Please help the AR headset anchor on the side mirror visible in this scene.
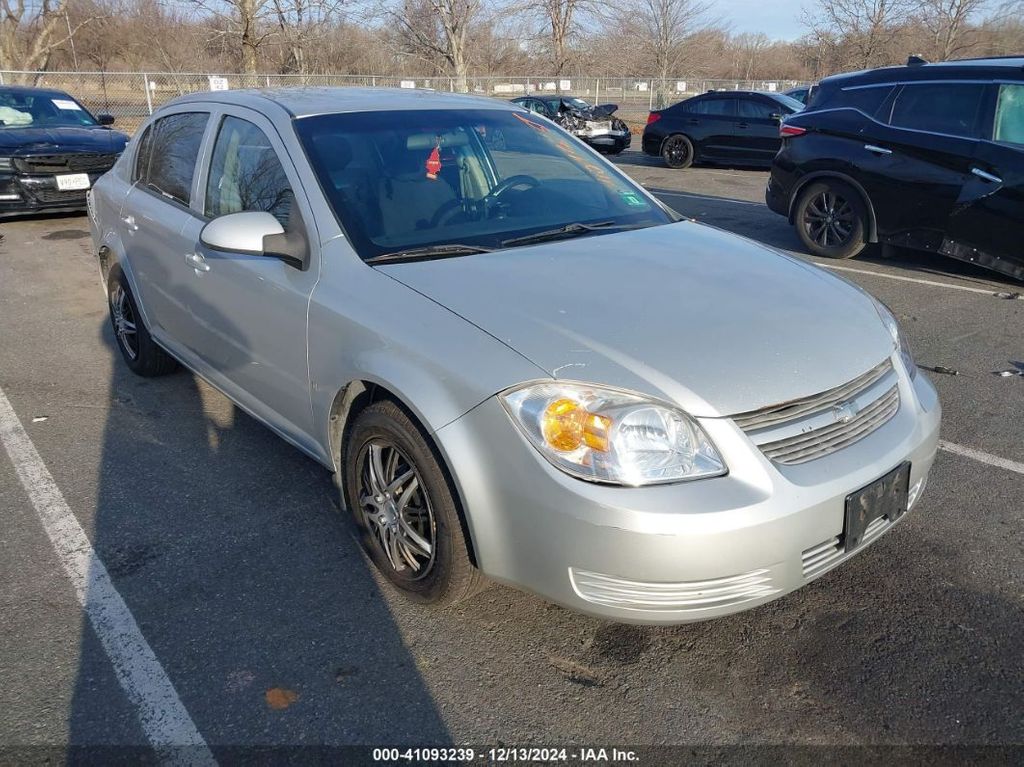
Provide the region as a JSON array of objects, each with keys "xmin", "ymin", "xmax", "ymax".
[
  {"xmin": 97, "ymin": 114, "xmax": 116, "ymax": 126},
  {"xmin": 200, "ymin": 210, "xmax": 309, "ymax": 270}
]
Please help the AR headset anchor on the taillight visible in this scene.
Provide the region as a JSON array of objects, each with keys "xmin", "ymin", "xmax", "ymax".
[
  {"xmin": 779, "ymin": 124, "xmax": 807, "ymax": 138},
  {"xmin": 646, "ymin": 112, "xmax": 661, "ymax": 125}
]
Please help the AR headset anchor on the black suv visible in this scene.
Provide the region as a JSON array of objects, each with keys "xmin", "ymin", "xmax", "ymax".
[
  {"xmin": 642, "ymin": 90, "xmax": 804, "ymax": 169},
  {"xmin": 767, "ymin": 57, "xmax": 1024, "ymax": 281}
]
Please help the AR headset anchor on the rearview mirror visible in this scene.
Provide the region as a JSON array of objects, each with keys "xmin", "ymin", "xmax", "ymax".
[
  {"xmin": 97, "ymin": 114, "xmax": 116, "ymax": 126},
  {"xmin": 200, "ymin": 210, "xmax": 310, "ymax": 271}
]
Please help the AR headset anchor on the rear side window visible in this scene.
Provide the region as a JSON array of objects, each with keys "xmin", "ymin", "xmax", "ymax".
[
  {"xmin": 205, "ymin": 115, "xmax": 294, "ymax": 226},
  {"xmin": 693, "ymin": 99, "xmax": 735, "ymax": 116},
  {"xmin": 144, "ymin": 112, "xmax": 209, "ymax": 205},
  {"xmin": 993, "ymin": 84, "xmax": 1024, "ymax": 147},
  {"xmin": 132, "ymin": 125, "xmax": 154, "ymax": 182},
  {"xmin": 834, "ymin": 86, "xmax": 894, "ymax": 118},
  {"xmin": 887, "ymin": 83, "xmax": 985, "ymax": 138}
]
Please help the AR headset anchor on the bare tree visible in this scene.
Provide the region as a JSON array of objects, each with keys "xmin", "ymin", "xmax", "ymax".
[
  {"xmin": 523, "ymin": 0, "xmax": 597, "ymax": 76},
  {"xmin": 918, "ymin": 0, "xmax": 990, "ymax": 59},
  {"xmin": 270, "ymin": 0, "xmax": 347, "ymax": 74},
  {"xmin": 186, "ymin": 0, "xmax": 278, "ymax": 74},
  {"xmin": 0, "ymin": 0, "xmax": 104, "ymax": 73},
  {"xmin": 389, "ymin": 0, "xmax": 483, "ymax": 91},
  {"xmin": 614, "ymin": 0, "xmax": 714, "ymax": 105},
  {"xmin": 803, "ymin": 0, "xmax": 914, "ymax": 70}
]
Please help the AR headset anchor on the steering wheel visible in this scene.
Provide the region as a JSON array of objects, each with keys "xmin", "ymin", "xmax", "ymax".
[{"xmin": 430, "ymin": 175, "xmax": 542, "ymax": 228}]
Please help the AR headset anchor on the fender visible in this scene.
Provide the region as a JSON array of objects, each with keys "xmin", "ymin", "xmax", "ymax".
[{"xmin": 788, "ymin": 170, "xmax": 879, "ymax": 243}]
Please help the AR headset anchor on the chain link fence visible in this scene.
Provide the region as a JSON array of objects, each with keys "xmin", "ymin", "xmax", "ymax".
[{"xmin": 0, "ymin": 71, "xmax": 806, "ymax": 134}]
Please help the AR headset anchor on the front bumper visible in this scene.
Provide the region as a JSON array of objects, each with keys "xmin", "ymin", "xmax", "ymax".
[
  {"xmin": 576, "ymin": 129, "xmax": 631, "ymax": 152},
  {"xmin": 436, "ymin": 359, "xmax": 941, "ymax": 624},
  {"xmin": 0, "ymin": 171, "xmax": 104, "ymax": 216}
]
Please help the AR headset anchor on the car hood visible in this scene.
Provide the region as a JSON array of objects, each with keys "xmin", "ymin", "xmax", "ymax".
[
  {"xmin": 378, "ymin": 222, "xmax": 894, "ymax": 417},
  {"xmin": 0, "ymin": 126, "xmax": 128, "ymax": 154}
]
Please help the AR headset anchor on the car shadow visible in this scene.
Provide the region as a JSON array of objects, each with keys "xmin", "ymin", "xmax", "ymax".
[{"xmin": 67, "ymin": 276, "xmax": 451, "ymax": 754}]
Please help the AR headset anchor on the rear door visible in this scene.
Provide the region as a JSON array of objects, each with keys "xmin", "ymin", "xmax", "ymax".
[
  {"xmin": 944, "ymin": 82, "xmax": 1024, "ymax": 280},
  {"xmin": 856, "ymin": 81, "xmax": 985, "ymax": 250},
  {"xmin": 122, "ymin": 110, "xmax": 210, "ymax": 347},
  {"xmin": 687, "ymin": 97, "xmax": 739, "ymax": 160}
]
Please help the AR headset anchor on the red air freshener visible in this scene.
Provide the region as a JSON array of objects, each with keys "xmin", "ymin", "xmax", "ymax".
[{"xmin": 425, "ymin": 144, "xmax": 441, "ymax": 180}]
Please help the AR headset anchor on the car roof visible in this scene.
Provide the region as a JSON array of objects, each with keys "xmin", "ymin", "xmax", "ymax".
[
  {"xmin": 821, "ymin": 56, "xmax": 1024, "ymax": 89},
  {"xmin": 0, "ymin": 85, "xmax": 73, "ymax": 98},
  {"xmin": 168, "ymin": 87, "xmax": 517, "ymax": 118}
]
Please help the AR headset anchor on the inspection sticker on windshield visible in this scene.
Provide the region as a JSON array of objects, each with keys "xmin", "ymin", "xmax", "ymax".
[
  {"xmin": 55, "ymin": 173, "xmax": 90, "ymax": 191},
  {"xmin": 619, "ymin": 190, "xmax": 648, "ymax": 207},
  {"xmin": 52, "ymin": 99, "xmax": 83, "ymax": 111}
]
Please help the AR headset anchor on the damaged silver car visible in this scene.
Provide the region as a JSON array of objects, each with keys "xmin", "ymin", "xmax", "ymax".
[{"xmin": 511, "ymin": 95, "xmax": 632, "ymax": 154}]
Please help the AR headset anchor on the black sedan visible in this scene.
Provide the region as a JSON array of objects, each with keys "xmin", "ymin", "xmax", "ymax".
[
  {"xmin": 642, "ymin": 91, "xmax": 804, "ymax": 169},
  {"xmin": 0, "ymin": 85, "xmax": 127, "ymax": 216}
]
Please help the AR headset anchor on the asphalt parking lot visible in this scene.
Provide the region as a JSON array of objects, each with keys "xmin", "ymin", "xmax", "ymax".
[{"xmin": 1, "ymin": 149, "xmax": 1021, "ymax": 757}]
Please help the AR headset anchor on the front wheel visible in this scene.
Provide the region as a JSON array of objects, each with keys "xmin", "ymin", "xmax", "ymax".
[
  {"xmin": 794, "ymin": 180, "xmax": 868, "ymax": 259},
  {"xmin": 343, "ymin": 401, "xmax": 483, "ymax": 605},
  {"xmin": 662, "ymin": 134, "xmax": 694, "ymax": 169}
]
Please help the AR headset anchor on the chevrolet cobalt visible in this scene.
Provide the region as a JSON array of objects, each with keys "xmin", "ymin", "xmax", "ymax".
[{"xmin": 89, "ymin": 88, "xmax": 940, "ymax": 624}]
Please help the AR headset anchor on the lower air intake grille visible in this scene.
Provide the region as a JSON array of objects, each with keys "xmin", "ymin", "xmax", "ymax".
[{"xmin": 569, "ymin": 567, "xmax": 779, "ymax": 612}]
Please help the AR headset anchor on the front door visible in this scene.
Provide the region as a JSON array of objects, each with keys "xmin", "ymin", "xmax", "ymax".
[
  {"xmin": 184, "ymin": 109, "xmax": 320, "ymax": 441},
  {"xmin": 945, "ymin": 82, "xmax": 1024, "ymax": 281}
]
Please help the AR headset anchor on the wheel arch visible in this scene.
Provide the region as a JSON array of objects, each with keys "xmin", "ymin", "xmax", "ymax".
[
  {"xmin": 660, "ymin": 131, "xmax": 696, "ymax": 157},
  {"xmin": 327, "ymin": 378, "xmax": 481, "ymax": 569},
  {"xmin": 788, "ymin": 172, "xmax": 879, "ymax": 243}
]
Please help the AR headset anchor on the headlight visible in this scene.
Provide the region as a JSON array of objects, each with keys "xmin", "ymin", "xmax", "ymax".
[
  {"xmin": 500, "ymin": 382, "xmax": 726, "ymax": 486},
  {"xmin": 871, "ymin": 298, "xmax": 916, "ymax": 379}
]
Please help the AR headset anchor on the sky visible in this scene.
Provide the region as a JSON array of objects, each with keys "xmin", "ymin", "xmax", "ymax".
[{"xmin": 714, "ymin": 0, "xmax": 807, "ymax": 41}]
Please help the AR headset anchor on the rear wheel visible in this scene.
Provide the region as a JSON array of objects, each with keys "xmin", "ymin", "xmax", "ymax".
[
  {"xmin": 794, "ymin": 180, "xmax": 868, "ymax": 259},
  {"xmin": 108, "ymin": 272, "xmax": 178, "ymax": 376},
  {"xmin": 343, "ymin": 400, "xmax": 482, "ymax": 606},
  {"xmin": 662, "ymin": 134, "xmax": 694, "ymax": 169}
]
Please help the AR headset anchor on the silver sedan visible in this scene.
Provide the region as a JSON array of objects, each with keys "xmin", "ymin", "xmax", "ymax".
[{"xmin": 89, "ymin": 88, "xmax": 940, "ymax": 624}]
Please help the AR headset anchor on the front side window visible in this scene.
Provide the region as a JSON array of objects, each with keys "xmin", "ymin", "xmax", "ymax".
[
  {"xmin": 887, "ymin": 83, "xmax": 985, "ymax": 139},
  {"xmin": 205, "ymin": 116, "xmax": 294, "ymax": 226},
  {"xmin": 993, "ymin": 84, "xmax": 1024, "ymax": 148},
  {"xmin": 296, "ymin": 108, "xmax": 673, "ymax": 260},
  {"xmin": 145, "ymin": 112, "xmax": 209, "ymax": 205}
]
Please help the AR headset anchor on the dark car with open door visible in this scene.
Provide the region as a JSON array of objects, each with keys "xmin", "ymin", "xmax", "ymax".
[
  {"xmin": 642, "ymin": 90, "xmax": 804, "ymax": 169},
  {"xmin": 767, "ymin": 56, "xmax": 1024, "ymax": 282},
  {"xmin": 0, "ymin": 85, "xmax": 127, "ymax": 216}
]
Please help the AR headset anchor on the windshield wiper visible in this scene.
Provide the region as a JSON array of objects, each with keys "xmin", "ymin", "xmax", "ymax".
[
  {"xmin": 501, "ymin": 221, "xmax": 646, "ymax": 248},
  {"xmin": 366, "ymin": 243, "xmax": 496, "ymax": 265}
]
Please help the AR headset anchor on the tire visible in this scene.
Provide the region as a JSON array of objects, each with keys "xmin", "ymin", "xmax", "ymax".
[
  {"xmin": 108, "ymin": 271, "xmax": 178, "ymax": 376},
  {"xmin": 343, "ymin": 400, "xmax": 483, "ymax": 606},
  {"xmin": 661, "ymin": 134, "xmax": 694, "ymax": 169},
  {"xmin": 794, "ymin": 180, "xmax": 868, "ymax": 259}
]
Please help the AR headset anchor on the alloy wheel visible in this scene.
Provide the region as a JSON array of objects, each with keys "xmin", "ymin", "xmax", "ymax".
[
  {"xmin": 110, "ymin": 284, "xmax": 139, "ymax": 361},
  {"xmin": 803, "ymin": 191, "xmax": 855, "ymax": 248},
  {"xmin": 664, "ymin": 136, "xmax": 690, "ymax": 167},
  {"xmin": 357, "ymin": 441, "xmax": 436, "ymax": 579}
]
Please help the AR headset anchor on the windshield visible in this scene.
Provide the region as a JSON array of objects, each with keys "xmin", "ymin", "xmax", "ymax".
[
  {"xmin": 772, "ymin": 93, "xmax": 806, "ymax": 113},
  {"xmin": 563, "ymin": 98, "xmax": 591, "ymax": 111},
  {"xmin": 0, "ymin": 90, "xmax": 98, "ymax": 129},
  {"xmin": 295, "ymin": 108, "xmax": 672, "ymax": 260}
]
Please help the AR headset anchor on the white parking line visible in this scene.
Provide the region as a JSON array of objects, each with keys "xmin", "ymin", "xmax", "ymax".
[
  {"xmin": 816, "ymin": 264, "xmax": 999, "ymax": 296},
  {"xmin": 0, "ymin": 387, "xmax": 215, "ymax": 764},
  {"xmin": 939, "ymin": 440, "xmax": 1024, "ymax": 476}
]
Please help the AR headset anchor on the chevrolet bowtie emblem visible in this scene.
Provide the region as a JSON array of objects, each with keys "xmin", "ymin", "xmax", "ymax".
[{"xmin": 833, "ymin": 401, "xmax": 860, "ymax": 424}]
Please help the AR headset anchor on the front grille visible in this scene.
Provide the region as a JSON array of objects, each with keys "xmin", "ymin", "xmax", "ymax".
[
  {"xmin": 13, "ymin": 153, "xmax": 117, "ymax": 174},
  {"xmin": 734, "ymin": 359, "xmax": 900, "ymax": 466},
  {"xmin": 569, "ymin": 567, "xmax": 779, "ymax": 612},
  {"xmin": 31, "ymin": 187, "xmax": 88, "ymax": 204}
]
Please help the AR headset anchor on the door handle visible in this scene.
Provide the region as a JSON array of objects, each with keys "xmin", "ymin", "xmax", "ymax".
[
  {"xmin": 971, "ymin": 167, "xmax": 1003, "ymax": 184},
  {"xmin": 864, "ymin": 144, "xmax": 892, "ymax": 155},
  {"xmin": 737, "ymin": 122, "xmax": 749, "ymax": 129},
  {"xmin": 686, "ymin": 118, "xmax": 699, "ymax": 125},
  {"xmin": 121, "ymin": 214, "xmax": 138, "ymax": 232},
  {"xmin": 185, "ymin": 252, "xmax": 210, "ymax": 273}
]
